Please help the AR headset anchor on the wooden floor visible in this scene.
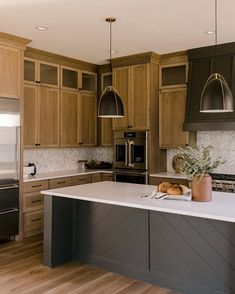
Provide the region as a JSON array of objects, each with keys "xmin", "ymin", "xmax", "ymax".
[{"xmin": 0, "ymin": 234, "xmax": 180, "ymax": 294}]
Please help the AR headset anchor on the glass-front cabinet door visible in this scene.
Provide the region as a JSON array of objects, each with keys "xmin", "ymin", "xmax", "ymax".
[
  {"xmin": 61, "ymin": 66, "xmax": 79, "ymax": 90},
  {"xmin": 24, "ymin": 58, "xmax": 59, "ymax": 88},
  {"xmin": 39, "ymin": 61, "xmax": 59, "ymax": 88},
  {"xmin": 80, "ymin": 71, "xmax": 97, "ymax": 93},
  {"xmin": 24, "ymin": 58, "xmax": 36, "ymax": 84}
]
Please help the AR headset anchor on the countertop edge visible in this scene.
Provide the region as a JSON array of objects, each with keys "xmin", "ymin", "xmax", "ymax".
[
  {"xmin": 41, "ymin": 182, "xmax": 235, "ymax": 223},
  {"xmin": 23, "ymin": 169, "xmax": 113, "ymax": 182}
]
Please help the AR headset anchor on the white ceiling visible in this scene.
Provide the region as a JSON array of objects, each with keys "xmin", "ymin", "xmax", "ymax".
[{"xmin": 0, "ymin": 0, "xmax": 234, "ymax": 65}]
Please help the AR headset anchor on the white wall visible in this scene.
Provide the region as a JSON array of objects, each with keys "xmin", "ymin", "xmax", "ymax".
[
  {"xmin": 24, "ymin": 147, "xmax": 113, "ymax": 173},
  {"xmin": 167, "ymin": 131, "xmax": 235, "ymax": 174}
]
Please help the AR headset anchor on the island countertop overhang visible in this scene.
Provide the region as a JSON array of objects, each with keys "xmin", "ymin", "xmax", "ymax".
[{"xmin": 41, "ymin": 181, "xmax": 235, "ymax": 223}]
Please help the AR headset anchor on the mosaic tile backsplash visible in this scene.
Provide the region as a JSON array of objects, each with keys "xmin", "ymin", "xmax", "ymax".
[
  {"xmin": 24, "ymin": 147, "xmax": 113, "ymax": 173},
  {"xmin": 167, "ymin": 131, "xmax": 235, "ymax": 174}
]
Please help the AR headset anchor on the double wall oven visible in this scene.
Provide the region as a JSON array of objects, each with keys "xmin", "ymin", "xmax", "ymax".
[{"xmin": 113, "ymin": 131, "xmax": 148, "ymax": 184}]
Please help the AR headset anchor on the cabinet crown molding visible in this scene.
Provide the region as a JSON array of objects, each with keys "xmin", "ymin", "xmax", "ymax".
[{"xmin": 0, "ymin": 32, "xmax": 31, "ymax": 49}]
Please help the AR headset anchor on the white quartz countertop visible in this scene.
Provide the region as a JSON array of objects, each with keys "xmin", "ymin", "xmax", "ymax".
[
  {"xmin": 24, "ymin": 169, "xmax": 112, "ymax": 182},
  {"xmin": 149, "ymin": 172, "xmax": 188, "ymax": 180},
  {"xmin": 41, "ymin": 181, "xmax": 235, "ymax": 223}
]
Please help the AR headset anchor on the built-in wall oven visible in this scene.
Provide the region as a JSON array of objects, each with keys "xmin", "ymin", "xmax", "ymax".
[{"xmin": 113, "ymin": 131, "xmax": 148, "ymax": 184}]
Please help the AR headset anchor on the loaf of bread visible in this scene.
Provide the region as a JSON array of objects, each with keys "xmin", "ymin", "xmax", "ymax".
[
  {"xmin": 166, "ymin": 184, "xmax": 183, "ymax": 195},
  {"xmin": 179, "ymin": 184, "xmax": 190, "ymax": 195},
  {"xmin": 158, "ymin": 182, "xmax": 172, "ymax": 193},
  {"xmin": 158, "ymin": 182, "xmax": 189, "ymax": 195}
]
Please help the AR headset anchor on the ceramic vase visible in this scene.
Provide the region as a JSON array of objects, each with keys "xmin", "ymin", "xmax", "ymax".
[{"xmin": 191, "ymin": 174, "xmax": 212, "ymax": 202}]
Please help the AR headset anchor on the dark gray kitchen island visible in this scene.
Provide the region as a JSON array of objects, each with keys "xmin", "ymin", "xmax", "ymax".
[{"xmin": 42, "ymin": 181, "xmax": 235, "ymax": 294}]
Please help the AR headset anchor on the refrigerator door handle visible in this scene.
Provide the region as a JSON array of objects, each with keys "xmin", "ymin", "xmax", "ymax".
[
  {"xmin": 128, "ymin": 140, "xmax": 134, "ymax": 167},
  {"xmin": 125, "ymin": 141, "xmax": 128, "ymax": 166}
]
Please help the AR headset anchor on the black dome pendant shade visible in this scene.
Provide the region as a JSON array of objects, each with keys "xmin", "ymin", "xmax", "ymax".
[
  {"xmin": 200, "ymin": 0, "xmax": 234, "ymax": 113},
  {"xmin": 98, "ymin": 86, "xmax": 124, "ymax": 117},
  {"xmin": 200, "ymin": 73, "xmax": 234, "ymax": 113},
  {"xmin": 98, "ymin": 17, "xmax": 124, "ymax": 118}
]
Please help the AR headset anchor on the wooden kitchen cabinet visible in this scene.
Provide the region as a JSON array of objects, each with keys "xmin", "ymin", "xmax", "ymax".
[
  {"xmin": 91, "ymin": 173, "xmax": 102, "ymax": 183},
  {"xmin": 159, "ymin": 62, "xmax": 188, "ymax": 89},
  {"xmin": 71, "ymin": 174, "xmax": 92, "ymax": 185},
  {"xmin": 49, "ymin": 177, "xmax": 72, "ymax": 189},
  {"xmin": 24, "ymin": 84, "xmax": 60, "ymax": 148},
  {"xmin": 60, "ymin": 90, "xmax": 78, "ymax": 147},
  {"xmin": 77, "ymin": 93, "xmax": 97, "ymax": 146},
  {"xmin": 0, "ymin": 45, "xmax": 21, "ymax": 99},
  {"xmin": 23, "ymin": 179, "xmax": 49, "ymax": 237},
  {"xmin": 113, "ymin": 64, "xmax": 150, "ymax": 130},
  {"xmin": 102, "ymin": 172, "xmax": 113, "ymax": 181},
  {"xmin": 24, "ymin": 58, "xmax": 60, "ymax": 88},
  {"xmin": 159, "ymin": 87, "xmax": 189, "ymax": 148},
  {"xmin": 0, "ymin": 33, "xmax": 29, "ymax": 99}
]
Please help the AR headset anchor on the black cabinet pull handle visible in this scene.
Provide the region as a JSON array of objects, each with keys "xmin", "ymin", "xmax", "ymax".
[
  {"xmin": 57, "ymin": 181, "xmax": 66, "ymax": 184},
  {"xmin": 78, "ymin": 142, "xmax": 83, "ymax": 145},
  {"xmin": 32, "ymin": 184, "xmax": 42, "ymax": 188}
]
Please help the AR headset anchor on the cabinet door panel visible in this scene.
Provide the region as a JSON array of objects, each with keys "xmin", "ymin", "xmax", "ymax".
[
  {"xmin": 38, "ymin": 87, "xmax": 59, "ymax": 147},
  {"xmin": 24, "ymin": 84, "xmax": 37, "ymax": 147},
  {"xmin": 113, "ymin": 67, "xmax": 130, "ymax": 129},
  {"xmin": 0, "ymin": 45, "xmax": 21, "ymax": 99},
  {"xmin": 159, "ymin": 88, "xmax": 188, "ymax": 148},
  {"xmin": 131, "ymin": 64, "xmax": 150, "ymax": 129},
  {"xmin": 60, "ymin": 91, "xmax": 78, "ymax": 147},
  {"xmin": 78, "ymin": 93, "xmax": 97, "ymax": 146}
]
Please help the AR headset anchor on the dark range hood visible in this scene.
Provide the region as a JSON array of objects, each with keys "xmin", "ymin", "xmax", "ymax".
[{"xmin": 184, "ymin": 42, "xmax": 235, "ymax": 131}]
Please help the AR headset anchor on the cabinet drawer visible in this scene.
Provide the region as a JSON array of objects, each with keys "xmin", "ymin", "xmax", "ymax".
[
  {"xmin": 24, "ymin": 180, "xmax": 49, "ymax": 193},
  {"xmin": 102, "ymin": 173, "xmax": 113, "ymax": 181},
  {"xmin": 91, "ymin": 173, "xmax": 102, "ymax": 183},
  {"xmin": 24, "ymin": 192, "xmax": 44, "ymax": 212},
  {"xmin": 24, "ymin": 210, "xmax": 43, "ymax": 236},
  {"xmin": 71, "ymin": 175, "xmax": 91, "ymax": 185},
  {"xmin": 50, "ymin": 177, "xmax": 72, "ymax": 189}
]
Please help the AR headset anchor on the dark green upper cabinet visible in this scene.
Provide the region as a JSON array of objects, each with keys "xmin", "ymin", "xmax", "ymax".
[{"xmin": 184, "ymin": 42, "xmax": 235, "ymax": 131}]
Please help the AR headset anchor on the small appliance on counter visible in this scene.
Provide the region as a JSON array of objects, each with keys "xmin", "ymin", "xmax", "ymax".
[{"xmin": 85, "ymin": 160, "xmax": 113, "ymax": 169}]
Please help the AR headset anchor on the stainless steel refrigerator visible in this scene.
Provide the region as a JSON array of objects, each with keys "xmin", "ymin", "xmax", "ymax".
[{"xmin": 0, "ymin": 97, "xmax": 20, "ymax": 240}]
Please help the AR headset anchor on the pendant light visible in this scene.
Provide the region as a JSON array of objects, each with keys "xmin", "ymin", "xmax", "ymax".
[
  {"xmin": 200, "ymin": 0, "xmax": 234, "ymax": 113},
  {"xmin": 98, "ymin": 17, "xmax": 124, "ymax": 118}
]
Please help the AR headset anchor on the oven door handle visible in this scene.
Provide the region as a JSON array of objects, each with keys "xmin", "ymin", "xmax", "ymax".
[
  {"xmin": 0, "ymin": 208, "xmax": 19, "ymax": 215},
  {"xmin": 125, "ymin": 141, "xmax": 128, "ymax": 166},
  {"xmin": 128, "ymin": 140, "xmax": 134, "ymax": 167},
  {"xmin": 0, "ymin": 184, "xmax": 19, "ymax": 191}
]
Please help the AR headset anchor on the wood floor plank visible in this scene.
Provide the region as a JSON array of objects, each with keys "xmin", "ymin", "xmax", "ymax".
[{"xmin": 0, "ymin": 235, "xmax": 180, "ymax": 294}]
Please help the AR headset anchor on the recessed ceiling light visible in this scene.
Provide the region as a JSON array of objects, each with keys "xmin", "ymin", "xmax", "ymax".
[
  {"xmin": 108, "ymin": 49, "xmax": 119, "ymax": 53},
  {"xmin": 205, "ymin": 30, "xmax": 215, "ymax": 34},
  {"xmin": 35, "ymin": 25, "xmax": 49, "ymax": 31}
]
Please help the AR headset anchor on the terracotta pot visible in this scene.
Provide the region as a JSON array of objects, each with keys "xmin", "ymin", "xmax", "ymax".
[{"xmin": 191, "ymin": 174, "xmax": 212, "ymax": 202}]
